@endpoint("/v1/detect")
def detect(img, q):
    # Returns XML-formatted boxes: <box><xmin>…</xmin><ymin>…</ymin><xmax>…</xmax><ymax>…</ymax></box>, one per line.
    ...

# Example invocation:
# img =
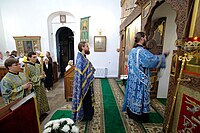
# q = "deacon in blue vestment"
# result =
<box><xmin>72</xmin><ymin>41</ymin><xmax>95</xmax><ymax>122</ymax></box>
<box><xmin>122</xmin><ymin>32</ymin><xmax>169</xmax><ymax>122</ymax></box>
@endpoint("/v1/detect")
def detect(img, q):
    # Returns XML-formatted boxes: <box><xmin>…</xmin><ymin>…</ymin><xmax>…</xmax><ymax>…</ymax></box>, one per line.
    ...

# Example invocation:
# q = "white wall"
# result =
<box><xmin>0</xmin><ymin>0</ymin><xmax>120</xmax><ymax>77</ymax></box>
<box><xmin>0</xmin><ymin>9</ymin><xmax>6</xmax><ymax>54</ymax></box>
<box><xmin>152</xmin><ymin>3</ymin><xmax>177</xmax><ymax>98</ymax></box>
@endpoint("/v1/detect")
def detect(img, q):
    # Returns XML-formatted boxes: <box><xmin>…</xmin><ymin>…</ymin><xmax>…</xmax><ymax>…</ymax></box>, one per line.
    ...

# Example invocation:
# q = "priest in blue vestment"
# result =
<box><xmin>122</xmin><ymin>32</ymin><xmax>169</xmax><ymax>122</ymax></box>
<box><xmin>72</xmin><ymin>41</ymin><xmax>95</xmax><ymax>122</ymax></box>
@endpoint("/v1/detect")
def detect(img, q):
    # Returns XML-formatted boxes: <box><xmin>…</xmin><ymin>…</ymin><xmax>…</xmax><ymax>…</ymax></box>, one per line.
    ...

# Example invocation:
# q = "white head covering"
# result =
<box><xmin>68</xmin><ymin>60</ymin><xmax>73</xmax><ymax>65</ymax></box>
<box><xmin>43</xmin><ymin>57</ymin><xmax>49</xmax><ymax>61</ymax></box>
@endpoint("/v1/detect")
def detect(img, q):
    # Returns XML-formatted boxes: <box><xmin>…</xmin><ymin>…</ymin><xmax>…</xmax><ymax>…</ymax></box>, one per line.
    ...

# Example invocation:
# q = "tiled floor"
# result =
<box><xmin>40</xmin><ymin>78</ymin><xmax>69</xmax><ymax>129</ymax></box>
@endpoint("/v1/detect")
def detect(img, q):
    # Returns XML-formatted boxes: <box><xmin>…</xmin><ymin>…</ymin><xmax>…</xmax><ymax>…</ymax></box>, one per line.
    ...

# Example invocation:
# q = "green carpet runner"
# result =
<box><xmin>50</xmin><ymin>110</ymin><xmax>72</xmax><ymax>120</ymax></box>
<box><xmin>157</xmin><ymin>98</ymin><xmax>167</xmax><ymax>106</ymax></box>
<box><xmin>101</xmin><ymin>79</ymin><xmax>126</xmax><ymax>133</ymax></box>
<box><xmin>48</xmin><ymin>79</ymin><xmax>165</xmax><ymax>132</ymax></box>
<box><xmin>116</xmin><ymin>79</ymin><xmax>164</xmax><ymax>123</ymax></box>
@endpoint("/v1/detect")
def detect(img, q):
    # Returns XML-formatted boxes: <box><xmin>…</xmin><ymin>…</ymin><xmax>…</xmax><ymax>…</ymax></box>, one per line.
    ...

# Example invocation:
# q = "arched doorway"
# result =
<box><xmin>56</xmin><ymin>27</ymin><xmax>74</xmax><ymax>77</ymax></box>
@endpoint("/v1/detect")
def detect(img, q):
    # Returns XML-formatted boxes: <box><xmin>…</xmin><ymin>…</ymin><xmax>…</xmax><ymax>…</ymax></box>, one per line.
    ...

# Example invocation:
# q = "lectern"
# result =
<box><xmin>64</xmin><ymin>66</ymin><xmax>74</xmax><ymax>101</ymax></box>
<box><xmin>0</xmin><ymin>93</ymin><xmax>41</xmax><ymax>133</ymax></box>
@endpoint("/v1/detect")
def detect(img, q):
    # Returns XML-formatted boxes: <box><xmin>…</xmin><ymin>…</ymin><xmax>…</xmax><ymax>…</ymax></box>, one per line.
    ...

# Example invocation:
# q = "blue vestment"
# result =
<box><xmin>1</xmin><ymin>72</ymin><xmax>26</xmax><ymax>104</ymax></box>
<box><xmin>72</xmin><ymin>52</ymin><xmax>95</xmax><ymax>121</ymax></box>
<box><xmin>122</xmin><ymin>46</ymin><xmax>166</xmax><ymax>115</ymax></box>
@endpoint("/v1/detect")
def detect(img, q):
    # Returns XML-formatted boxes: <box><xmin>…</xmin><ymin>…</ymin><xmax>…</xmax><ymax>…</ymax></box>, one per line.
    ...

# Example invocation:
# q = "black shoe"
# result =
<box><xmin>81</xmin><ymin>117</ymin><xmax>93</xmax><ymax>122</ymax></box>
<box><xmin>39</xmin><ymin>113</ymin><xmax>48</xmax><ymax>122</ymax></box>
<box><xmin>141</xmin><ymin>113</ymin><xmax>149</xmax><ymax>123</ymax></box>
<box><xmin>127</xmin><ymin>107</ymin><xmax>142</xmax><ymax>122</ymax></box>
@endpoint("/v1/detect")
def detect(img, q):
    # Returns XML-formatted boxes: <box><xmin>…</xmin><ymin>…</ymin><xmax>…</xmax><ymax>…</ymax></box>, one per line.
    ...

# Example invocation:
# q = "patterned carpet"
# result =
<box><xmin>88</xmin><ymin>78</ymin><xmax>166</xmax><ymax>133</ymax></box>
<box><xmin>43</xmin><ymin>78</ymin><xmax>166</xmax><ymax>133</ymax></box>
<box><xmin>113</xmin><ymin>79</ymin><xmax>166</xmax><ymax>132</ymax></box>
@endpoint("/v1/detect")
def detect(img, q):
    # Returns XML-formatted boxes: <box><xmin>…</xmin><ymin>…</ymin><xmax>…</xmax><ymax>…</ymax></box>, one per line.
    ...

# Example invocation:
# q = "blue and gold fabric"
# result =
<box><xmin>0</xmin><ymin>72</ymin><xmax>27</xmax><ymax>104</ymax></box>
<box><xmin>72</xmin><ymin>52</ymin><xmax>95</xmax><ymax>121</ymax></box>
<box><xmin>122</xmin><ymin>46</ymin><xmax>166</xmax><ymax>115</ymax></box>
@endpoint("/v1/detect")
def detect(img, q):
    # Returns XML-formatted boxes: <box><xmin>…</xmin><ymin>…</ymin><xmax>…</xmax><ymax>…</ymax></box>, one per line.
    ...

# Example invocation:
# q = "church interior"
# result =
<box><xmin>0</xmin><ymin>0</ymin><xmax>200</xmax><ymax>132</ymax></box>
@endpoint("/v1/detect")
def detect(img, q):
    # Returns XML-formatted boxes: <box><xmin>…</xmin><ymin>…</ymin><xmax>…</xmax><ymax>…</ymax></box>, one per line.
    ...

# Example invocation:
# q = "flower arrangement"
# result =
<box><xmin>43</xmin><ymin>118</ymin><xmax>79</xmax><ymax>133</ymax></box>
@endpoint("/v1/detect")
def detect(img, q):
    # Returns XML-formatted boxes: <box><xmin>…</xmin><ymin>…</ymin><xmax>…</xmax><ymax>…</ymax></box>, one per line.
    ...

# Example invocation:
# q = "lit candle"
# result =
<box><xmin>40</xmin><ymin>52</ymin><xmax>44</xmax><ymax>58</ymax></box>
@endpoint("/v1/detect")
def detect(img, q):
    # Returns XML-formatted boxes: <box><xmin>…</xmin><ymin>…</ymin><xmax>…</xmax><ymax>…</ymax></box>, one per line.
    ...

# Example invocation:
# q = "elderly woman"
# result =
<box><xmin>65</xmin><ymin>60</ymin><xmax>73</xmax><ymax>71</ymax></box>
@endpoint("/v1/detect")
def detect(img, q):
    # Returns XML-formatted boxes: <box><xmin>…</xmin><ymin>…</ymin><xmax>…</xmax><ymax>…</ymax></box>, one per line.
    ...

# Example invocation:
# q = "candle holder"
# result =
<box><xmin>182</xmin><ymin>37</ymin><xmax>200</xmax><ymax>53</ymax></box>
<box><xmin>165</xmin><ymin>37</ymin><xmax>200</xmax><ymax>132</ymax></box>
